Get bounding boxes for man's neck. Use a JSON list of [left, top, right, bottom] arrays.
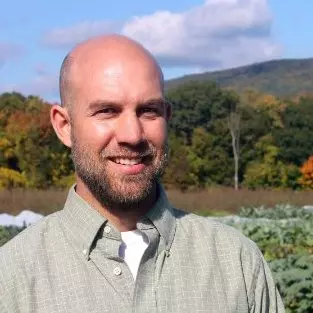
[[75, 180, 157, 231]]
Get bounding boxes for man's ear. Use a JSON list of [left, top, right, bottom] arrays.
[[50, 105, 72, 148]]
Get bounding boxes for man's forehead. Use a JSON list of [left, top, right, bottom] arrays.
[[70, 55, 161, 88], [83, 86, 164, 106], [103, 64, 122, 77], [61, 36, 164, 110], [70, 74, 163, 112]]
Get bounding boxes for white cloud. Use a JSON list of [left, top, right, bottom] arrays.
[[121, 0, 280, 69], [0, 43, 25, 68], [41, 0, 280, 70]]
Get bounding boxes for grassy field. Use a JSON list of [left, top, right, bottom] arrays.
[[1, 187, 313, 216]]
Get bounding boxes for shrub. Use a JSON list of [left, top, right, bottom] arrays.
[[0, 167, 27, 189], [0, 225, 25, 246], [270, 254, 313, 313]]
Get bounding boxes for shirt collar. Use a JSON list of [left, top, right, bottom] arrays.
[[59, 185, 107, 258], [144, 185, 176, 250], [59, 183, 176, 258]]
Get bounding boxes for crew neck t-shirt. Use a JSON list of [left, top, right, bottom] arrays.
[[119, 229, 149, 279]]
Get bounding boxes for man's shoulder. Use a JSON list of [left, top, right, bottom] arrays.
[[0, 211, 62, 269], [172, 207, 266, 283], [172, 207, 261, 255], [170, 208, 285, 312], [0, 211, 67, 311]]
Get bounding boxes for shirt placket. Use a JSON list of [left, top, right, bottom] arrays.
[[133, 221, 160, 313], [89, 223, 135, 309]]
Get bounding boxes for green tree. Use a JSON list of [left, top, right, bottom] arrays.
[[238, 104, 275, 183], [243, 136, 300, 189], [166, 81, 239, 142], [188, 127, 233, 187], [273, 96, 313, 166], [162, 133, 194, 190]]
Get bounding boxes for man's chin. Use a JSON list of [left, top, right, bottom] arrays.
[[111, 180, 154, 200], [88, 175, 155, 206]]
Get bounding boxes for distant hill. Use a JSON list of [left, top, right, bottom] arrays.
[[165, 58, 313, 97]]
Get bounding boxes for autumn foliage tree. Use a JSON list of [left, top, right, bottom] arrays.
[[0, 93, 74, 189], [1, 87, 313, 191], [298, 156, 313, 189], [0, 167, 27, 189]]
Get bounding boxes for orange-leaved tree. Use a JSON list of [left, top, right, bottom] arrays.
[[298, 155, 313, 189]]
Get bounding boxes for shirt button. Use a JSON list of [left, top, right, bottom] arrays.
[[82, 249, 87, 256], [104, 225, 111, 234], [113, 266, 122, 276]]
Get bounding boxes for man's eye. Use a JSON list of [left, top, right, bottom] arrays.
[[140, 107, 159, 116], [96, 108, 117, 116]]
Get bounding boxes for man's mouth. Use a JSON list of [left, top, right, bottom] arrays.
[[107, 156, 151, 175], [112, 158, 142, 165], [109, 155, 150, 166]]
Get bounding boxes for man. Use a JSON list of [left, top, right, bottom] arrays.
[[0, 35, 285, 313]]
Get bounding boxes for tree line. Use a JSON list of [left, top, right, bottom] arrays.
[[1, 82, 313, 190]]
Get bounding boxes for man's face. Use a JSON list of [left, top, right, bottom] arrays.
[[69, 58, 169, 208]]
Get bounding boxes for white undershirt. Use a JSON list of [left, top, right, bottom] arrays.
[[119, 229, 149, 279]]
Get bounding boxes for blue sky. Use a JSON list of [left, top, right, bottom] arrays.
[[0, 0, 312, 102]]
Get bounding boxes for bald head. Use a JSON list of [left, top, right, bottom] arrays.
[[59, 34, 164, 110]]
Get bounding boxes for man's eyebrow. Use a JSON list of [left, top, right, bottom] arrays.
[[139, 98, 167, 106], [87, 100, 121, 110], [87, 98, 167, 110]]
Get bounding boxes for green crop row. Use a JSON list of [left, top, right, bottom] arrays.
[[214, 205, 313, 313]]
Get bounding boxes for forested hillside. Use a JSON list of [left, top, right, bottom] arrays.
[[1, 82, 313, 191], [166, 58, 313, 97]]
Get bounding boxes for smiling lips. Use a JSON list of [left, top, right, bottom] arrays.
[[113, 158, 143, 165], [109, 156, 150, 175]]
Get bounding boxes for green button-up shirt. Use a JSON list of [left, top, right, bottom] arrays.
[[0, 185, 285, 312]]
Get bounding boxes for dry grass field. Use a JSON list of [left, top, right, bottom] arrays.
[[0, 189, 68, 216], [167, 187, 313, 215], [1, 187, 313, 216]]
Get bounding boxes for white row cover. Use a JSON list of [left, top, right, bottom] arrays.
[[0, 210, 43, 227], [1, 205, 313, 228]]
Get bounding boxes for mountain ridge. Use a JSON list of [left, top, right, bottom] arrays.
[[165, 57, 313, 97]]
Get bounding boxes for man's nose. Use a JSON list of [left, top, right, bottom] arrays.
[[115, 112, 144, 146]]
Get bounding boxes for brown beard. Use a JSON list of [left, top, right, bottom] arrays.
[[70, 134, 168, 212]]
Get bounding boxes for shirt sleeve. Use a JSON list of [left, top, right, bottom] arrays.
[[0, 274, 9, 313], [249, 253, 286, 313], [0, 300, 8, 313]]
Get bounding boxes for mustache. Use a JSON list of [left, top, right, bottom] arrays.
[[103, 152, 153, 159], [100, 144, 157, 159]]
